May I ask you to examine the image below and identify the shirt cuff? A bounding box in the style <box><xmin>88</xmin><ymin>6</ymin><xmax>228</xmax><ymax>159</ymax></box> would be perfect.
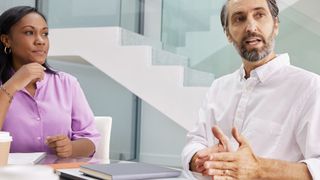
<box><xmin>300</xmin><ymin>158</ymin><xmax>320</xmax><ymax>179</ymax></box>
<box><xmin>182</xmin><ymin>143</ymin><xmax>207</xmax><ymax>180</ymax></box>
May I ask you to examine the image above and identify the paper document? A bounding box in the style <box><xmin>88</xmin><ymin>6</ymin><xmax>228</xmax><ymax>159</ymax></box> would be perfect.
<box><xmin>8</xmin><ymin>152</ymin><xmax>46</xmax><ymax>165</ymax></box>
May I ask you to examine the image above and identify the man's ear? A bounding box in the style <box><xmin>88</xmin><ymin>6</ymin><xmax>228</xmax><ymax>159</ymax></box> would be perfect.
<box><xmin>0</xmin><ymin>34</ymin><xmax>10</xmax><ymax>47</ymax></box>
<box><xmin>273</xmin><ymin>17</ymin><xmax>280</xmax><ymax>36</ymax></box>
<box><xmin>226</xmin><ymin>30</ymin><xmax>233</xmax><ymax>43</ymax></box>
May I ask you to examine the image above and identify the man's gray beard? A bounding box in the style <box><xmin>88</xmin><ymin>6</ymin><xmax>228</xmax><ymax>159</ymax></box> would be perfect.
<box><xmin>234</xmin><ymin>36</ymin><xmax>275</xmax><ymax>62</ymax></box>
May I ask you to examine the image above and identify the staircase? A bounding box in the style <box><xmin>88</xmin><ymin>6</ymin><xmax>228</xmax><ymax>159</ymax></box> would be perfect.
<box><xmin>176</xmin><ymin>14</ymin><xmax>228</xmax><ymax>66</ymax></box>
<box><xmin>174</xmin><ymin>0</ymin><xmax>301</xmax><ymax>67</ymax></box>
<box><xmin>48</xmin><ymin>27</ymin><xmax>214</xmax><ymax>131</ymax></box>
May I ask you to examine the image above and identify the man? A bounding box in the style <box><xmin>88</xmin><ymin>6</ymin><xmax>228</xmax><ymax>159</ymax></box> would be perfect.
<box><xmin>182</xmin><ymin>0</ymin><xmax>320</xmax><ymax>179</ymax></box>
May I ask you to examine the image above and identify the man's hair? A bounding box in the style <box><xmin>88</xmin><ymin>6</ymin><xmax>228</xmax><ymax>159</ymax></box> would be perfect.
<box><xmin>220</xmin><ymin>0</ymin><xmax>280</xmax><ymax>32</ymax></box>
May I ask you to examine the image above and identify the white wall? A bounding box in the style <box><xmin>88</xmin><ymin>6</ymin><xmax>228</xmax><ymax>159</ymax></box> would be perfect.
<box><xmin>139</xmin><ymin>101</ymin><xmax>187</xmax><ymax>167</ymax></box>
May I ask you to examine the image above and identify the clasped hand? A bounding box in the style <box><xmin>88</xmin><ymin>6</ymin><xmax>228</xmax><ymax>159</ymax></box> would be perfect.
<box><xmin>46</xmin><ymin>135</ymin><xmax>73</xmax><ymax>158</ymax></box>
<box><xmin>191</xmin><ymin>127</ymin><xmax>261</xmax><ymax>180</ymax></box>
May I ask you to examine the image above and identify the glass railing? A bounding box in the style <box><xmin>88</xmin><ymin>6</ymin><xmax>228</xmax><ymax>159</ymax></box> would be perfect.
<box><xmin>40</xmin><ymin>0</ymin><xmax>140</xmax><ymax>33</ymax></box>
<box><xmin>161</xmin><ymin>0</ymin><xmax>320</xmax><ymax>78</ymax></box>
<box><xmin>161</xmin><ymin>0</ymin><xmax>236</xmax><ymax>79</ymax></box>
<box><xmin>0</xmin><ymin>0</ymin><xmax>35</xmax><ymax>13</ymax></box>
<box><xmin>40</xmin><ymin>0</ymin><xmax>121</xmax><ymax>28</ymax></box>
<box><xmin>277</xmin><ymin>0</ymin><xmax>320</xmax><ymax>74</ymax></box>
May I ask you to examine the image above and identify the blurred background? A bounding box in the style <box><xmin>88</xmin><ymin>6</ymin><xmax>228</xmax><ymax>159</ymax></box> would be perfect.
<box><xmin>1</xmin><ymin>0</ymin><xmax>319</xmax><ymax>167</ymax></box>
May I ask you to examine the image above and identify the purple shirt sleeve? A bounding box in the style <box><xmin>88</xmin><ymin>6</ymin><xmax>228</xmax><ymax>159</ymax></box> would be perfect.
<box><xmin>70</xmin><ymin>78</ymin><xmax>100</xmax><ymax>149</ymax></box>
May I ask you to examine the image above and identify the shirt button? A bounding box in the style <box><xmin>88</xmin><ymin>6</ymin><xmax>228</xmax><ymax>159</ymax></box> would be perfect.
<box><xmin>37</xmin><ymin>137</ymin><xmax>41</xmax><ymax>140</ymax></box>
<box><xmin>36</xmin><ymin>117</ymin><xmax>41</xmax><ymax>121</ymax></box>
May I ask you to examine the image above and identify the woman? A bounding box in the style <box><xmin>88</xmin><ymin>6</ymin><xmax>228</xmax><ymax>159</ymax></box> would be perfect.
<box><xmin>0</xmin><ymin>6</ymin><xmax>100</xmax><ymax>158</ymax></box>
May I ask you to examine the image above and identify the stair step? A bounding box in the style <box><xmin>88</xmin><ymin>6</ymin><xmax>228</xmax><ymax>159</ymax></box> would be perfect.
<box><xmin>183</xmin><ymin>68</ymin><xmax>214</xmax><ymax>87</ymax></box>
<box><xmin>176</xmin><ymin>29</ymin><xmax>227</xmax><ymax>66</ymax></box>
<box><xmin>121</xmin><ymin>28</ymin><xmax>163</xmax><ymax>49</ymax></box>
<box><xmin>152</xmin><ymin>48</ymin><xmax>189</xmax><ymax>66</ymax></box>
<box><xmin>121</xmin><ymin>28</ymin><xmax>215</xmax><ymax>86</ymax></box>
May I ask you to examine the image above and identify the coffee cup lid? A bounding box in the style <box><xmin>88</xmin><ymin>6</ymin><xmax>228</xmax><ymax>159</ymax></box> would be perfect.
<box><xmin>0</xmin><ymin>131</ymin><xmax>12</xmax><ymax>142</ymax></box>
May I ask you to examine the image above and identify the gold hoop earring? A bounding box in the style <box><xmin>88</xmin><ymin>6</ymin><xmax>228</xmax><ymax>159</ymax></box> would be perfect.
<box><xmin>4</xmin><ymin>47</ymin><xmax>11</xmax><ymax>54</ymax></box>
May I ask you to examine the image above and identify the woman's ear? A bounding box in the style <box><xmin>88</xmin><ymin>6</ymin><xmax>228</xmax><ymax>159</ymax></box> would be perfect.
<box><xmin>0</xmin><ymin>34</ymin><xmax>10</xmax><ymax>47</ymax></box>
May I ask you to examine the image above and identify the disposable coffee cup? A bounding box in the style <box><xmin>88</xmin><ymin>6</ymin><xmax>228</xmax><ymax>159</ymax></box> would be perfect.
<box><xmin>0</xmin><ymin>131</ymin><xmax>12</xmax><ymax>166</ymax></box>
<box><xmin>0</xmin><ymin>165</ymin><xmax>58</xmax><ymax>180</ymax></box>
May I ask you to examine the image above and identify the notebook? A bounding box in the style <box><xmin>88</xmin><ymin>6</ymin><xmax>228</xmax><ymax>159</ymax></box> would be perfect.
<box><xmin>8</xmin><ymin>152</ymin><xmax>46</xmax><ymax>165</ymax></box>
<box><xmin>79</xmin><ymin>162</ymin><xmax>181</xmax><ymax>180</ymax></box>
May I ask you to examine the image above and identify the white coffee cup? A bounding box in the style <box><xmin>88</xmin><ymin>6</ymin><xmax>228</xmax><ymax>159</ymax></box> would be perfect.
<box><xmin>0</xmin><ymin>165</ymin><xmax>59</xmax><ymax>180</ymax></box>
<box><xmin>0</xmin><ymin>131</ymin><xmax>12</xmax><ymax>166</ymax></box>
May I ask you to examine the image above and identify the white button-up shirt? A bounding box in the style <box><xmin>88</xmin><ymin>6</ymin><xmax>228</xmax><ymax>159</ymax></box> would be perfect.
<box><xmin>182</xmin><ymin>54</ymin><xmax>320</xmax><ymax>179</ymax></box>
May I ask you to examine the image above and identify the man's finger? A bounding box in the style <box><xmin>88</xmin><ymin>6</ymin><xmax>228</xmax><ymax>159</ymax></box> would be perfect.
<box><xmin>207</xmin><ymin>169</ymin><xmax>226</xmax><ymax>176</ymax></box>
<box><xmin>206</xmin><ymin>168</ymin><xmax>236</xmax><ymax>177</ymax></box>
<box><xmin>195</xmin><ymin>156</ymin><xmax>207</xmax><ymax>164</ymax></box>
<box><xmin>212</xmin><ymin>126</ymin><xmax>230</xmax><ymax>151</ymax></box>
<box><xmin>204</xmin><ymin>160</ymin><xmax>236</xmax><ymax>170</ymax></box>
<box><xmin>197</xmin><ymin>148</ymin><xmax>213</xmax><ymax>158</ymax></box>
<box><xmin>231</xmin><ymin>127</ymin><xmax>249</xmax><ymax>147</ymax></box>
<box><xmin>209</xmin><ymin>152</ymin><xmax>237</xmax><ymax>162</ymax></box>
<box><xmin>212</xmin><ymin>126</ymin><xmax>225</xmax><ymax>141</ymax></box>
<box><xmin>195</xmin><ymin>165</ymin><xmax>206</xmax><ymax>173</ymax></box>
<box><xmin>212</xmin><ymin>175</ymin><xmax>234</xmax><ymax>180</ymax></box>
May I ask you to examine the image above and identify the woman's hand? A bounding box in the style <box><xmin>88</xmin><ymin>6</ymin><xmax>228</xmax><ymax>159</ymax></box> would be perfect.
<box><xmin>46</xmin><ymin>135</ymin><xmax>73</xmax><ymax>158</ymax></box>
<box><xmin>6</xmin><ymin>63</ymin><xmax>46</xmax><ymax>91</ymax></box>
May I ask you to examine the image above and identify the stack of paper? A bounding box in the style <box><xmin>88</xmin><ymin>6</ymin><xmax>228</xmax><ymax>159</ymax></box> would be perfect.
<box><xmin>8</xmin><ymin>152</ymin><xmax>46</xmax><ymax>165</ymax></box>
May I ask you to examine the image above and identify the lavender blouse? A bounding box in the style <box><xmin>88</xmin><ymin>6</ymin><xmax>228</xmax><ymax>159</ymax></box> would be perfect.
<box><xmin>2</xmin><ymin>71</ymin><xmax>100</xmax><ymax>153</ymax></box>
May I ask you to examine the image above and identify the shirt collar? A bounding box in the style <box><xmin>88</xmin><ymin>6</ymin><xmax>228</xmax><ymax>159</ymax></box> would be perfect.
<box><xmin>239</xmin><ymin>53</ymin><xmax>291</xmax><ymax>83</ymax></box>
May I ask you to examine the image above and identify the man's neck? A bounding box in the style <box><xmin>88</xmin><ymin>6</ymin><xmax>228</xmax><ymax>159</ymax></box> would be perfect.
<box><xmin>243</xmin><ymin>52</ymin><xmax>276</xmax><ymax>79</ymax></box>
